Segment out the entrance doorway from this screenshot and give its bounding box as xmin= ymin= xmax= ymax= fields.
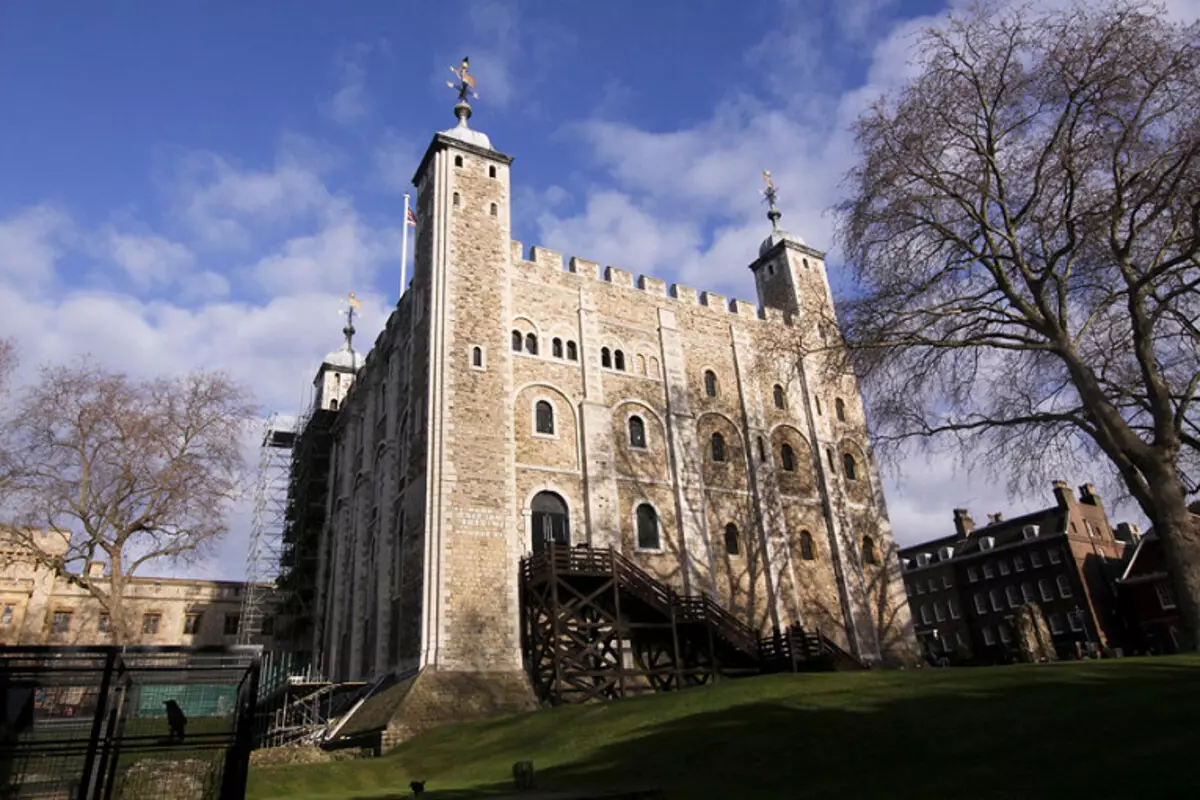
xmin=531 ymin=491 xmax=570 ymax=553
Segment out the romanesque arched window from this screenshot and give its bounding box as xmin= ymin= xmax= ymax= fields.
xmin=636 ymin=504 xmax=660 ymax=550
xmin=711 ymin=433 xmax=726 ymax=462
xmin=780 ymin=444 xmax=796 ymax=472
xmin=567 ymin=341 xmax=578 ymax=361
xmin=453 ymin=192 xmax=461 ymax=207
xmin=512 ymin=330 xmax=522 ymax=351
xmin=552 ymin=338 xmax=563 ymax=358
xmin=629 ymin=416 xmax=646 ymax=449
xmin=490 ymin=202 xmax=498 ymax=217
xmin=489 ymin=165 xmax=497 ymax=178
xmin=799 ymin=530 xmax=815 ymax=560
xmin=704 ymin=370 xmax=718 ymax=398
xmin=614 ymin=350 xmax=626 ymax=371
xmin=773 ymin=385 xmax=786 ymax=410
xmin=724 ymin=523 xmax=740 ymax=555
xmin=601 ymin=348 xmax=612 ymax=368
xmin=843 ymin=453 xmax=857 ymax=481
xmin=862 ymin=536 xmax=879 ymax=565
xmin=531 ymin=491 xmax=569 ymax=553
xmin=637 ymin=354 xmax=646 ymax=375
xmin=454 ymin=155 xmax=463 ymax=167
xmin=535 ymin=400 xmax=554 ymax=435
xmin=525 ymin=333 xmax=538 ymax=355
xmin=757 ymin=436 xmax=766 ymax=462
xmin=835 ymin=398 xmax=846 ymax=422
xmin=472 ymin=346 xmax=483 ymax=367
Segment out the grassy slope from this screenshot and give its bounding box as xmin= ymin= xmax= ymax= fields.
xmin=248 ymin=656 xmax=1200 ymax=800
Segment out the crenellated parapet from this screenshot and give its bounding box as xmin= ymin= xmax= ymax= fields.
xmin=510 ymin=240 xmax=796 ymax=326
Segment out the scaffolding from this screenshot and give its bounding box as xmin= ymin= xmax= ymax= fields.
xmin=239 ymin=413 xmax=298 ymax=646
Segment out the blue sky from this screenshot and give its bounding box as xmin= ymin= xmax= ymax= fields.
xmin=1 ymin=0 xmax=1180 ymax=578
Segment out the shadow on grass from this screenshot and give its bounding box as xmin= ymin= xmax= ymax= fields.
xmin=260 ymin=658 xmax=1200 ymax=800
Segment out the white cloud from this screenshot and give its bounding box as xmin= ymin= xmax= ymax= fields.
xmin=321 ymin=41 xmax=391 ymax=126
xmin=103 ymin=228 xmax=195 ymax=289
xmin=373 ymin=129 xmax=421 ymax=193
xmin=0 ymin=204 xmax=71 ymax=292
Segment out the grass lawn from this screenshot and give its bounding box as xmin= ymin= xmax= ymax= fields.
xmin=247 ymin=655 xmax=1200 ymax=800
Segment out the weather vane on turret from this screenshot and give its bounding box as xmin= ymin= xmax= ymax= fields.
xmin=447 ymin=57 xmax=478 ymax=123
xmin=339 ymin=291 xmax=361 ymax=351
xmin=762 ymin=170 xmax=782 ymax=231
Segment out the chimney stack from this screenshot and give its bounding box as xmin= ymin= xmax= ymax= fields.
xmin=953 ymin=508 xmax=975 ymax=539
xmin=1052 ymin=480 xmax=1074 ymax=509
xmin=1078 ymin=483 xmax=1102 ymax=507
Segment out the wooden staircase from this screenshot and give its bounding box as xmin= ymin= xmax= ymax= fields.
xmin=519 ymin=545 xmax=862 ymax=706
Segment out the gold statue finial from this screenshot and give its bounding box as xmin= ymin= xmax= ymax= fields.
xmin=447 ymin=57 xmax=478 ymax=104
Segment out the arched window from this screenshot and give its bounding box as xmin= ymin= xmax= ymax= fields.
xmin=1021 ymin=582 xmax=1036 ymax=603
xmin=636 ymin=504 xmax=660 ymax=550
xmin=535 ymin=400 xmax=554 ymax=435
xmin=552 ymin=338 xmax=563 ymax=358
xmin=489 ymin=165 xmax=497 ymax=178
xmin=531 ymin=491 xmax=569 ymax=553
xmin=773 ymin=385 xmax=786 ymax=409
xmin=512 ymin=330 xmax=522 ymax=351
xmin=330 ymin=398 xmax=339 ymax=411
xmin=815 ymin=396 xmax=822 ymax=415
xmin=637 ymin=354 xmax=646 ymax=375
xmin=472 ymin=346 xmax=483 ymax=367
xmin=989 ymin=588 xmax=1004 ymax=612
xmin=1039 ymin=579 xmax=1055 ymax=602
xmin=843 ymin=453 xmax=857 ymax=481
xmin=601 ymin=348 xmax=612 ymax=368
xmin=704 ymin=370 xmax=718 ymax=397
xmin=566 ymin=341 xmax=578 ymax=361
xmin=454 ymin=155 xmax=463 ymax=167
xmin=802 ymin=258 xmax=810 ymax=270
xmin=724 ymin=523 xmax=740 ymax=555
xmin=453 ymin=192 xmax=461 ymax=207
xmin=861 ymin=536 xmax=878 ymax=565
xmin=711 ymin=433 xmax=726 ymax=462
xmin=757 ymin=436 xmax=766 ymax=462
xmin=490 ymin=202 xmax=498 ymax=217
xmin=648 ymin=356 xmax=659 ymax=377
xmin=628 ymin=416 xmax=646 ymax=449
xmin=780 ymin=444 xmax=796 ymax=472
xmin=799 ymin=530 xmax=815 ymax=560
xmin=614 ymin=350 xmax=626 ymax=371
xmin=835 ymin=398 xmax=846 ymax=422
xmin=525 ymin=333 xmax=538 ymax=355
xmin=1057 ymin=575 xmax=1073 ymax=598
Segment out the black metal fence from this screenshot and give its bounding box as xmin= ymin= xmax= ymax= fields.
xmin=0 ymin=646 xmax=260 ymax=800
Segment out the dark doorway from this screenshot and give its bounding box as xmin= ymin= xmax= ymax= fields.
xmin=531 ymin=491 xmax=570 ymax=553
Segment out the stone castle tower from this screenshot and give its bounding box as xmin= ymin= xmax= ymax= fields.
xmin=307 ymin=82 xmax=917 ymax=739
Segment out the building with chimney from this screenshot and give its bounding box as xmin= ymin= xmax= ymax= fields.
xmin=299 ymin=68 xmax=918 ymax=743
xmin=898 ymin=482 xmax=1137 ymax=664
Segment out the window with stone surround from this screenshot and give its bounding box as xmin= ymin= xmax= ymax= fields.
xmin=1006 ymin=586 xmax=1020 ymax=608
xmin=1048 ymin=548 xmax=1062 ymax=565
xmin=799 ymin=530 xmax=815 ymax=560
xmin=512 ymin=330 xmax=522 ymax=351
xmin=628 ymin=416 xmax=646 ymax=449
xmin=535 ymin=401 xmax=555 ymax=435
xmin=567 ymin=341 xmax=578 ymax=361
xmin=835 ymin=398 xmax=846 ymax=421
xmin=780 ymin=444 xmax=795 ymax=471
xmin=614 ymin=350 xmax=626 ymax=371
xmin=224 ymin=614 xmax=240 ymax=636
xmin=1156 ymin=582 xmax=1177 ymax=610
xmin=1022 ymin=583 xmax=1036 ymax=603
xmin=454 ymin=155 xmax=463 ymax=167
xmin=490 ymin=202 xmax=498 ymax=217
xmin=974 ymin=593 xmax=987 ymax=614
xmin=525 ymin=333 xmax=538 ymax=355
xmin=982 ymin=626 xmax=996 ymax=646
xmin=601 ymin=348 xmax=612 ymax=368
xmin=989 ymin=589 xmax=1004 ymax=611
xmin=773 ymin=384 xmax=786 ymax=409
xmin=710 ymin=433 xmax=726 ymax=462
xmin=815 ymin=396 xmax=822 ymax=415
xmin=1048 ymin=613 xmax=1065 ymax=635
xmin=842 ymin=453 xmax=857 ymax=481
xmin=471 ymin=346 xmax=485 ymax=370
xmin=861 ymin=536 xmax=879 ymax=565
xmin=648 ymin=356 xmax=659 ymax=377
xmin=637 ymin=354 xmax=646 ymax=375
xmin=724 ymin=523 xmax=740 ymax=555
xmin=142 ymin=614 xmax=161 ymax=636
xmin=552 ymin=338 xmax=563 ymax=358
xmin=453 ymin=192 xmax=461 ymax=207
xmin=1039 ymin=578 xmax=1055 ymax=602
xmin=0 ymin=605 xmax=12 ymax=626
xmin=184 ymin=613 xmax=202 ymax=634
xmin=52 ymin=611 xmax=72 ymax=634
xmin=1056 ymin=575 xmax=1073 ymax=598
xmin=757 ymin=437 xmax=766 ymax=462
xmin=704 ymin=370 xmax=718 ymax=397
xmin=636 ymin=504 xmax=660 ymax=550
xmin=489 ymin=165 xmax=497 ymax=178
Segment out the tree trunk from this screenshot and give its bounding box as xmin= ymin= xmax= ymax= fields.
xmin=1143 ymin=468 xmax=1200 ymax=651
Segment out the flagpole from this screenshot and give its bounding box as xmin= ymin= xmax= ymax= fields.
xmin=400 ymin=193 xmax=410 ymax=300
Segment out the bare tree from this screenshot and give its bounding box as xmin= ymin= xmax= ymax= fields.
xmin=836 ymin=1 xmax=1200 ymax=644
xmin=1 ymin=359 xmax=256 ymax=643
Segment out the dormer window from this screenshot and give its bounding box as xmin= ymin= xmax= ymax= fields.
xmin=1022 ymin=525 xmax=1040 ymax=541
xmin=980 ymin=536 xmax=996 ymax=551
xmin=916 ymin=553 xmax=932 ymax=567
xmin=939 ymin=546 xmax=954 ymax=561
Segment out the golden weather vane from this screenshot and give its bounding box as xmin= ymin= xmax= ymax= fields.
xmin=447 ymin=57 xmax=478 ymax=104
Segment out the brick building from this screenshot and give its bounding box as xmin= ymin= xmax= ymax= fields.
xmin=302 ymin=86 xmax=918 ymax=733
xmin=1116 ymin=501 xmax=1199 ymax=654
xmin=899 ymin=482 xmax=1135 ymax=664
xmin=0 ymin=529 xmax=281 ymax=648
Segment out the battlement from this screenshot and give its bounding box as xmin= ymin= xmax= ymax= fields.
xmin=511 ymin=240 xmax=792 ymax=325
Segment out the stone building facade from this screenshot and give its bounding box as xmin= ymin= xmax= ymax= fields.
xmin=899 ymin=482 xmax=1137 ymax=664
xmin=308 ymin=101 xmax=917 ymax=712
xmin=0 ymin=529 xmax=281 ymax=648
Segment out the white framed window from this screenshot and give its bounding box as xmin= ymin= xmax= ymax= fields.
xmin=942 ymin=575 xmax=953 ymax=589
xmin=1048 ymin=548 xmax=1062 ymax=565
xmin=934 ymin=601 xmax=946 ymax=622
xmin=917 ymin=553 xmax=932 ymax=567
xmin=982 ymin=626 xmax=997 ymax=646
xmin=635 ymin=503 xmax=663 ymax=552
xmin=1006 ymin=586 xmax=1020 ymax=608
xmin=1048 ymin=613 xmax=1065 ymax=635
xmin=948 ymin=598 xmax=961 ymax=619
xmin=999 ymin=623 xmax=1013 ymax=644
xmin=1069 ymin=612 xmax=1084 ymax=632
xmin=998 ymin=560 xmax=1011 ymax=576
xmin=1030 ymin=551 xmax=1044 ymax=568
xmin=940 ymin=546 xmax=954 ymax=561
xmin=1039 ymin=579 xmax=1055 ymax=602
xmin=968 ymin=566 xmax=980 ymax=583
xmin=470 ymin=345 xmax=486 ymax=371
xmin=1085 ymin=520 xmax=1096 ymax=538
xmin=1057 ymin=575 xmax=1073 ymax=598
xmin=915 ymin=581 xmax=926 ymax=595
xmin=956 ymin=631 xmax=967 ymax=647
xmin=974 ymin=593 xmax=987 ymax=614
xmin=1022 ymin=524 xmax=1040 ymax=540
xmin=1022 ymin=583 xmax=1036 ymax=603
xmin=980 ymin=536 xmax=996 ymax=551
xmin=928 ymin=578 xmax=938 ymax=593
xmin=1156 ymin=582 xmax=1178 ymax=610
xmin=989 ymin=589 xmax=1004 ymax=612
xmin=1014 ymin=555 xmax=1026 ymax=572
xmin=920 ymin=604 xmax=932 ymax=625
xmin=982 ymin=563 xmax=995 ymax=579
xmin=533 ymin=399 xmax=556 ymax=438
